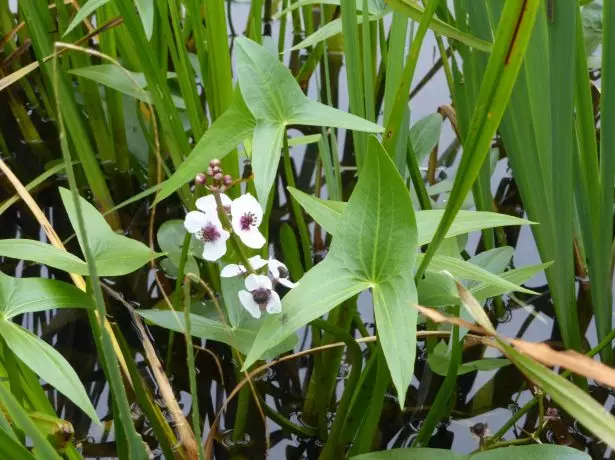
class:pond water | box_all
[0,2,611,459]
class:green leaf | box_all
[246,137,418,405]
[415,211,533,246]
[0,271,94,319]
[287,189,532,244]
[0,428,34,460]
[287,187,345,235]
[156,220,199,278]
[410,113,443,164]
[235,37,303,120]
[69,65,184,109]
[350,445,590,459]
[135,0,154,39]
[220,274,251,328]
[468,247,514,276]
[155,88,256,204]
[234,37,382,204]
[372,272,417,399]
[333,144,417,281]
[59,188,163,276]
[0,321,98,422]
[0,384,61,460]
[418,271,458,307]
[138,309,297,359]
[428,342,510,377]
[0,240,88,275]
[64,0,109,36]
[422,255,535,295]
[289,99,385,132]
[252,121,286,206]
[471,262,552,300]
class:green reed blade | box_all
[382,0,439,160]
[598,0,615,362]
[19,1,117,222]
[416,0,540,280]
[340,0,367,169]
[112,0,190,168]
[546,0,581,353]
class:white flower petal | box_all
[231,193,262,220]
[202,229,230,262]
[203,240,226,261]
[195,195,217,213]
[245,274,272,291]
[266,291,282,314]
[238,290,261,319]
[238,228,266,249]
[196,193,232,214]
[248,255,268,270]
[268,258,286,278]
[184,211,207,233]
[278,278,298,289]
[220,263,245,278]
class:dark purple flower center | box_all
[277,266,289,279]
[239,212,257,231]
[200,223,220,243]
[252,288,270,310]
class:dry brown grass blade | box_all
[415,303,615,389]
[101,284,198,459]
[414,304,492,335]
[0,159,133,389]
[510,340,615,389]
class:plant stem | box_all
[231,370,251,443]
[184,280,206,460]
[412,306,460,447]
[312,318,362,459]
[282,133,313,270]
[166,232,194,372]
[259,396,318,437]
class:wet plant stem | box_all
[282,132,313,270]
[412,306,460,447]
[311,318,362,459]
[184,280,206,460]
[258,394,318,437]
[166,232,193,372]
[353,311,376,352]
[231,367,251,444]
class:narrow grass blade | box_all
[416,0,540,279]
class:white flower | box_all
[184,211,230,261]
[231,193,266,249]
[238,274,281,319]
[220,255,268,278]
[268,258,298,288]
[195,193,232,215]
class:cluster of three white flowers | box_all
[183,192,299,319]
